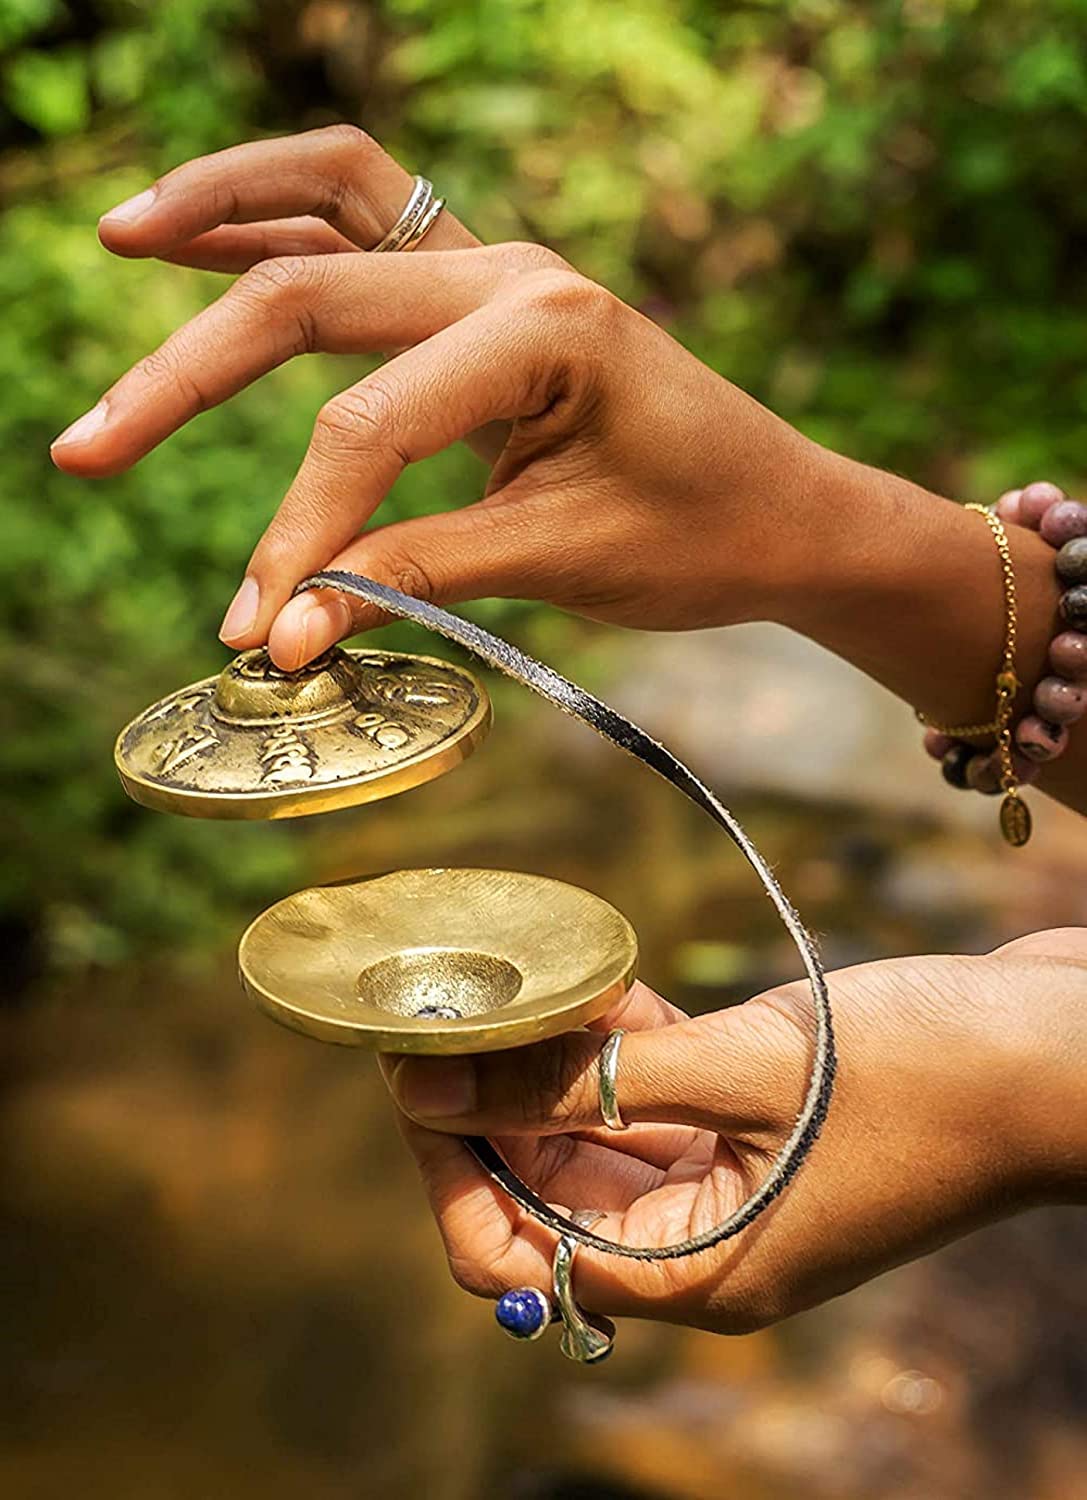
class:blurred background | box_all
[3,1,1087,1495]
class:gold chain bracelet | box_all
[918,503,1031,846]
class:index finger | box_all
[228,281,571,646]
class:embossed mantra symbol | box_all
[115,646,490,820]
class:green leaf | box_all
[5,46,89,136]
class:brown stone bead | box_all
[940,743,974,788]
[1015,714,1069,762]
[1011,749,1041,786]
[1034,675,1087,724]
[1019,481,1065,528]
[965,751,1002,795]
[1050,630,1087,680]
[1056,538,1087,584]
[1041,499,1087,547]
[1059,584,1087,630]
[994,489,1022,524]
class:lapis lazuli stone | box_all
[495,1288,548,1340]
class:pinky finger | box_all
[392,1111,557,1299]
[392,1111,667,1316]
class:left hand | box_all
[380,931,1087,1334]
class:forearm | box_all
[774,449,1085,814]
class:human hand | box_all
[380,929,1087,1333]
[50,126,835,668]
[50,125,1084,813]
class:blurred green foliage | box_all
[4,0,1087,974]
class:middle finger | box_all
[50,247,532,477]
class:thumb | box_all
[383,986,812,1139]
[267,500,550,669]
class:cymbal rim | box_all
[113,647,492,820]
[238,868,639,1053]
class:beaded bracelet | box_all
[921,480,1087,844]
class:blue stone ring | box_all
[494,1210,615,1364]
[495,1286,552,1342]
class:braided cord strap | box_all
[297,571,836,1262]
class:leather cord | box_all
[297,571,836,1261]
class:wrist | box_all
[762,445,945,634]
[766,447,1062,730]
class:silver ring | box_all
[553,1210,615,1364]
[598,1028,627,1131]
[371,175,446,253]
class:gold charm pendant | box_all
[1000,792,1032,847]
[115,646,490,819]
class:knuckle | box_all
[523,1038,592,1129]
[385,556,436,604]
[134,346,207,412]
[318,122,375,156]
[519,269,616,327]
[446,1252,502,1300]
[313,382,394,451]
[133,346,178,383]
[745,985,820,1062]
[235,258,322,354]
[494,240,568,277]
[250,527,303,579]
[307,125,384,226]
[237,255,315,299]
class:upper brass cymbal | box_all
[238,868,639,1053]
[114,645,491,820]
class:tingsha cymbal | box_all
[238,868,639,1053]
[114,646,491,820]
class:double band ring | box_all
[553,1210,616,1363]
[598,1027,627,1131]
[496,1209,616,1364]
[371,175,446,253]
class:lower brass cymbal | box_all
[114,645,490,819]
[238,868,639,1053]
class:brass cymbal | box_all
[114,645,491,820]
[238,868,639,1053]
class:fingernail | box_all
[294,596,317,667]
[51,401,108,450]
[219,576,261,644]
[272,594,350,670]
[99,187,157,226]
[303,596,353,659]
[396,1058,476,1119]
[267,594,318,670]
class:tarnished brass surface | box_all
[238,868,639,1053]
[114,646,491,819]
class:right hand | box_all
[50,125,838,669]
